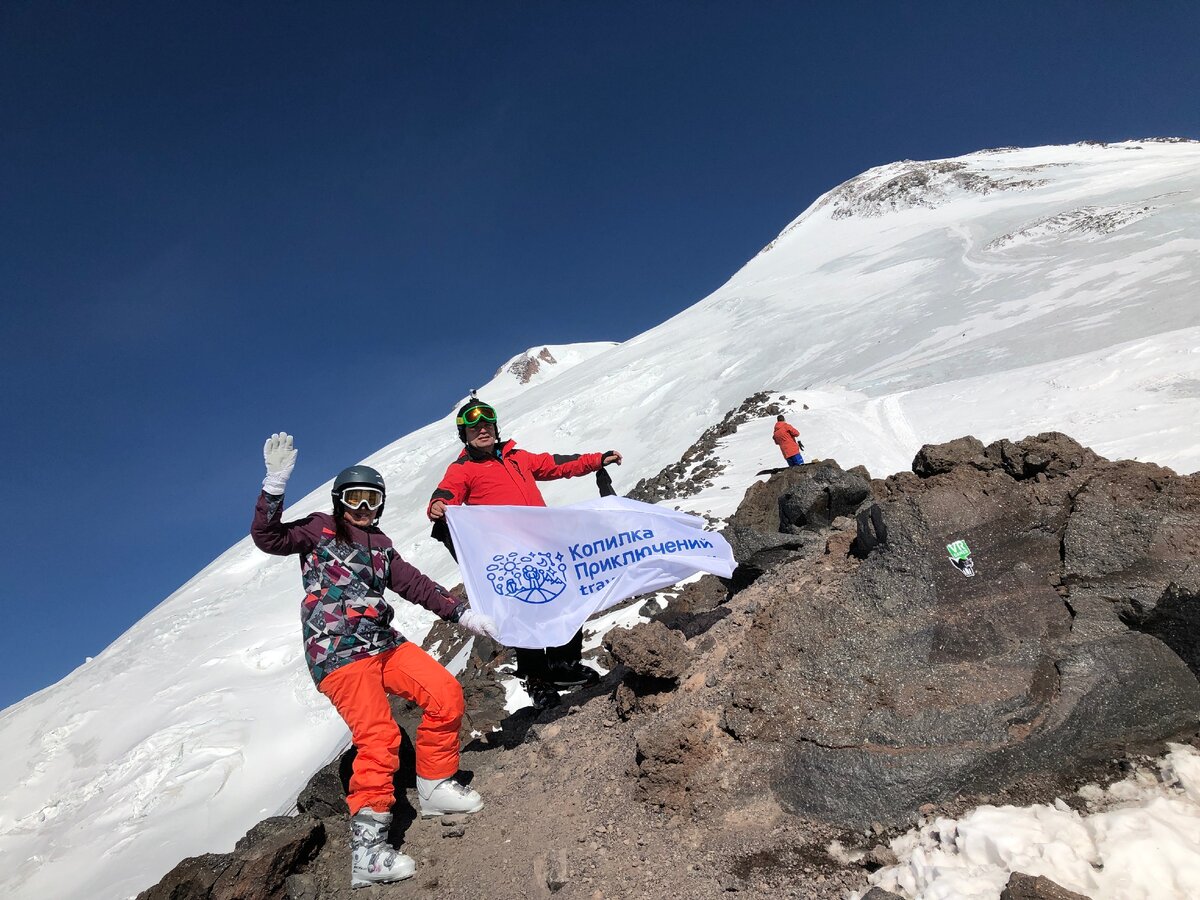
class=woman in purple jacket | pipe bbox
[251,432,498,888]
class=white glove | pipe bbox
[262,432,298,496]
[458,608,501,641]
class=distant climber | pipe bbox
[772,414,804,466]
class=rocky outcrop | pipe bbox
[606,621,693,719]
[724,459,869,591]
[505,347,557,384]
[627,391,790,503]
[137,815,325,900]
[1001,872,1090,900]
[813,159,1048,221]
[632,433,1200,832]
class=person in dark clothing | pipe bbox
[427,398,623,708]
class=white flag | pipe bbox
[445,496,735,648]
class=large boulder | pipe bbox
[137,815,325,900]
[606,621,691,681]
[725,460,868,590]
[778,462,871,531]
[985,432,1098,480]
[716,436,1200,828]
[912,435,991,477]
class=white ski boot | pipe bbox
[416,775,484,817]
[350,808,415,888]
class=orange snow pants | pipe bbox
[317,642,465,815]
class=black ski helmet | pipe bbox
[331,464,387,524]
[455,397,500,444]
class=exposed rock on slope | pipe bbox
[141,433,1200,899]
[627,391,791,504]
[505,347,558,384]
[710,433,1199,828]
[814,159,1047,220]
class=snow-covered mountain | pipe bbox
[2,140,1198,900]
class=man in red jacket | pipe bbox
[428,397,623,708]
[773,414,804,466]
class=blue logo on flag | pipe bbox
[487,551,567,604]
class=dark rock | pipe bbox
[295,759,347,821]
[1134,583,1200,678]
[985,432,1098,480]
[778,463,871,531]
[861,889,906,900]
[725,525,823,563]
[284,873,319,900]
[653,575,732,638]
[605,622,691,681]
[1057,455,1200,680]
[638,597,665,616]
[137,853,226,900]
[139,816,325,900]
[1000,872,1090,900]
[1060,461,1200,643]
[608,622,694,719]
[728,466,813,534]
[728,459,868,534]
[913,436,990,477]
[725,527,825,591]
[533,848,570,893]
[718,443,1200,829]
[725,461,867,588]
[849,503,889,560]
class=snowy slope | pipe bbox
[1,140,1198,900]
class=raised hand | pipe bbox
[262,432,298,495]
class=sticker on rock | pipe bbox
[946,540,975,577]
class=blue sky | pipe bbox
[2,1,1198,709]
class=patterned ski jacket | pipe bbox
[772,421,802,458]
[427,439,604,517]
[252,491,463,685]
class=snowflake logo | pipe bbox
[486,551,568,605]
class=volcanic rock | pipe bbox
[719,434,1200,828]
[137,815,324,900]
[1001,872,1090,900]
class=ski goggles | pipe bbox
[456,404,498,428]
[339,487,384,511]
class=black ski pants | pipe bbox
[514,629,584,679]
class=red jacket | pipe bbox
[772,421,801,458]
[427,440,604,517]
